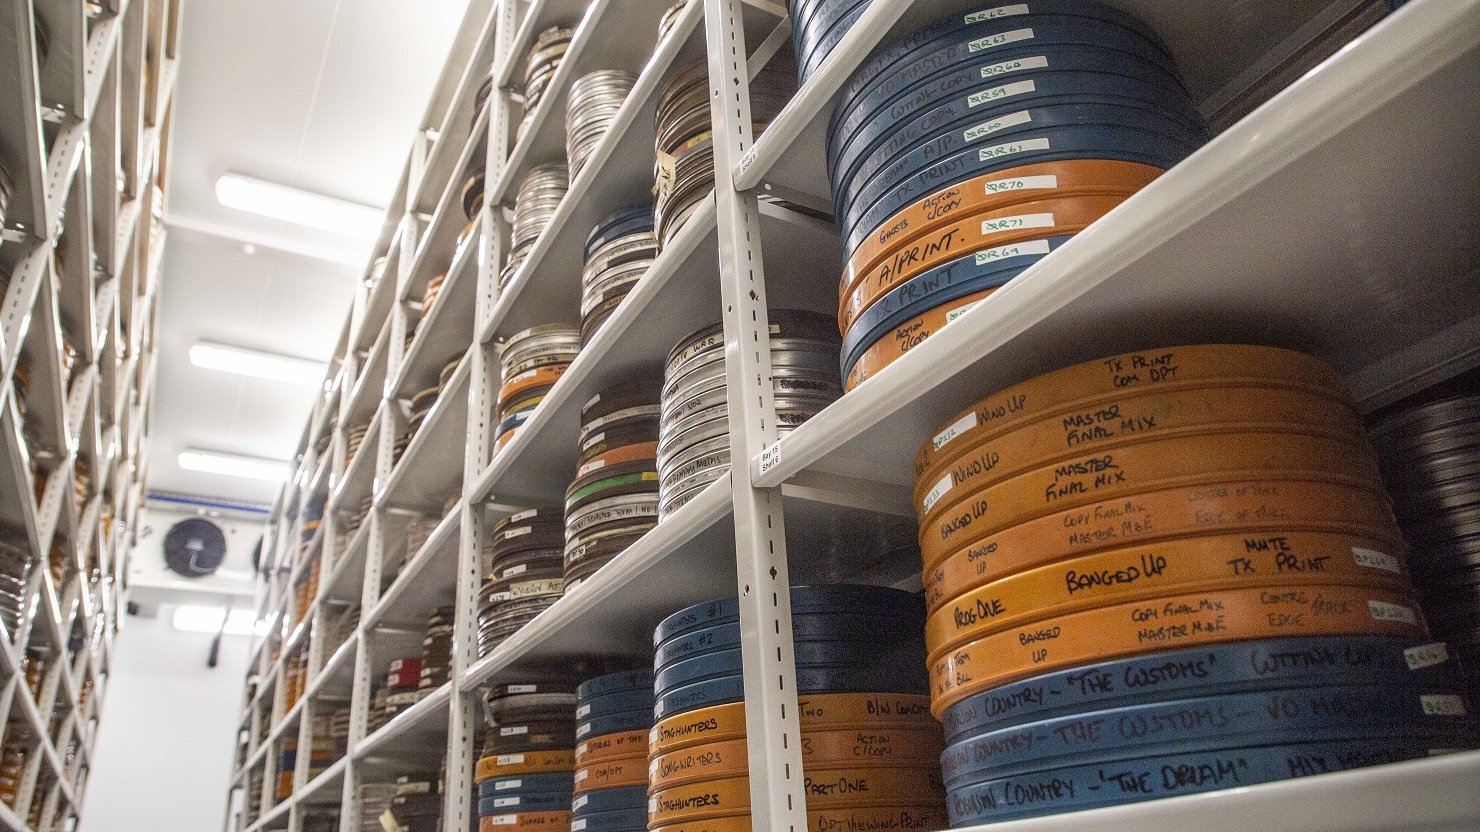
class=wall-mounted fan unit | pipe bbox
[162,518,228,578]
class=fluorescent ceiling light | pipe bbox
[215,172,383,238]
[190,341,324,386]
[172,605,270,636]
[178,449,289,483]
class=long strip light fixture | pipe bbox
[189,342,325,386]
[215,172,383,238]
[178,450,289,483]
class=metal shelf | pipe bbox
[362,508,458,632]
[328,408,380,516]
[390,238,477,402]
[464,472,734,688]
[472,193,840,509]
[304,631,359,703]
[378,353,470,512]
[0,2,48,241]
[403,106,489,306]
[752,0,1480,490]
[343,321,391,428]
[352,681,451,768]
[494,0,595,92]
[471,193,719,505]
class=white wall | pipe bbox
[78,604,251,832]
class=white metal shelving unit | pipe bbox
[230,0,1480,831]
[0,0,176,830]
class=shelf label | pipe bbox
[933,412,978,451]
[982,212,1054,235]
[739,146,757,176]
[946,302,983,325]
[965,4,1029,24]
[984,173,1057,194]
[922,472,955,514]
[656,151,677,195]
[968,26,1034,54]
[967,80,1036,109]
[1404,642,1449,670]
[1368,600,1417,625]
[979,55,1049,79]
[1421,694,1467,717]
[963,110,1031,143]
[979,136,1051,162]
[759,441,783,476]
[975,238,1051,265]
[1351,547,1401,573]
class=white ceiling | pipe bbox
[150,0,471,506]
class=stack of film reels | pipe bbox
[408,356,463,443]
[567,70,637,178]
[519,25,574,140]
[371,656,427,732]
[479,509,566,656]
[646,586,948,831]
[566,382,662,589]
[825,1,1208,390]
[658,311,841,518]
[461,172,486,257]
[653,55,795,249]
[1370,385,1480,698]
[505,163,570,288]
[497,325,581,453]
[346,423,370,467]
[476,683,579,831]
[570,671,653,832]
[581,204,657,344]
[382,772,441,832]
[912,344,1477,825]
[789,0,874,82]
[658,0,686,40]
[420,606,454,690]
[358,783,398,832]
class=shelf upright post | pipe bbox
[702,0,810,829]
[1,243,51,392]
[445,3,519,829]
[344,332,401,831]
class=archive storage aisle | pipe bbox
[0,0,178,830]
[228,1,1480,831]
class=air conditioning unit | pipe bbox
[128,499,263,614]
